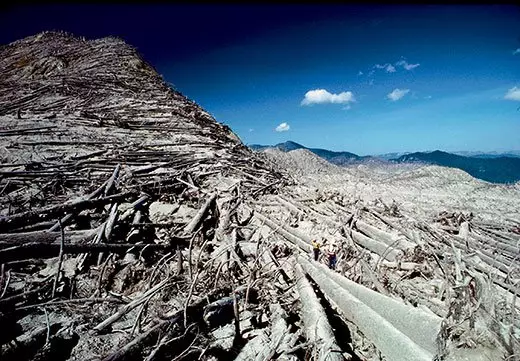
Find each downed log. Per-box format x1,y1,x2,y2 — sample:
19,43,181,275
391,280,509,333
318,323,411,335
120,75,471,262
351,230,402,262
0,228,98,245
101,288,227,361
276,195,345,229
48,178,110,232
292,260,343,361
252,210,312,252
93,277,171,333
355,219,416,251
297,256,435,361
0,242,174,263
233,330,270,361
264,303,299,361
379,260,429,271
183,193,217,234
1,322,64,361
299,256,443,355
0,191,136,231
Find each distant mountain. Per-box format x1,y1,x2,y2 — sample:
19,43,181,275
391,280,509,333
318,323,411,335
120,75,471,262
248,141,363,165
453,150,520,159
393,150,520,184
375,152,412,160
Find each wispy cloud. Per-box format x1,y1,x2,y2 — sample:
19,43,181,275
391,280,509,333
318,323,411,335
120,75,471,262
342,104,352,110
424,95,432,99
504,86,520,101
396,59,420,70
387,88,410,101
358,71,364,76
375,63,396,73
275,122,290,132
248,128,254,132
513,48,520,55
301,89,356,105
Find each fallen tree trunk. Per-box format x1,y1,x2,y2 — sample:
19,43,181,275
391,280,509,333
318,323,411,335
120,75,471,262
299,256,442,356
351,230,402,262
251,210,312,252
101,288,227,361
355,219,416,251
276,195,345,229
0,228,98,245
297,256,435,361
292,259,343,361
183,193,217,234
0,191,136,231
233,330,270,361
0,242,173,263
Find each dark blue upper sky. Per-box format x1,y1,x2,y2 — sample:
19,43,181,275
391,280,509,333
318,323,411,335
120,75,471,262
1,4,519,155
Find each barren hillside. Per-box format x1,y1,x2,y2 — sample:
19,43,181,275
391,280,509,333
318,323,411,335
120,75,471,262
1,32,519,361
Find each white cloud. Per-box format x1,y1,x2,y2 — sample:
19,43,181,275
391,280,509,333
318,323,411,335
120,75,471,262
342,104,352,110
504,87,520,101
358,71,363,76
396,59,420,70
513,48,520,55
301,89,356,105
387,88,410,101
374,63,396,73
275,122,290,132
424,95,432,99
248,128,254,132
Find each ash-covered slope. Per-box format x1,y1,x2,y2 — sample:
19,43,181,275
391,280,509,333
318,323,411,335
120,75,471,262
0,31,284,216
0,30,242,148
0,32,290,361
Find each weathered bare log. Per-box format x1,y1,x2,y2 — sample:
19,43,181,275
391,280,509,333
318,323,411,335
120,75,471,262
0,191,136,231
251,210,312,252
93,277,171,333
355,219,416,251
0,228,98,245
292,260,343,361
101,288,226,361
298,255,436,361
183,193,217,234
104,163,121,196
0,242,173,263
351,230,402,261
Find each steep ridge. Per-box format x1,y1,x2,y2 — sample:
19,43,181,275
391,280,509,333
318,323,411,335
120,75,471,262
0,31,284,217
0,32,292,361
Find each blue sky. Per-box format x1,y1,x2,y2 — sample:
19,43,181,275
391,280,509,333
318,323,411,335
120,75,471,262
1,5,519,155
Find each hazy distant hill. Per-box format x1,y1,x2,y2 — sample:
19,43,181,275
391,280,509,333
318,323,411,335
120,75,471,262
393,150,520,184
453,150,520,159
249,141,364,165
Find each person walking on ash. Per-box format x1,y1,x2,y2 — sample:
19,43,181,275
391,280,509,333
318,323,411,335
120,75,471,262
326,241,338,270
311,239,321,261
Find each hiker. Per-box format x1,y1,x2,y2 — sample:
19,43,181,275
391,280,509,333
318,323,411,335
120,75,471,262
311,239,321,261
326,241,338,270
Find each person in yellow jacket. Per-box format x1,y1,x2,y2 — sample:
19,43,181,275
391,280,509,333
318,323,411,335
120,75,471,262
311,239,321,261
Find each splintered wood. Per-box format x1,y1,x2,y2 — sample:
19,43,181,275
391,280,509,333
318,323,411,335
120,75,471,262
1,31,519,361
